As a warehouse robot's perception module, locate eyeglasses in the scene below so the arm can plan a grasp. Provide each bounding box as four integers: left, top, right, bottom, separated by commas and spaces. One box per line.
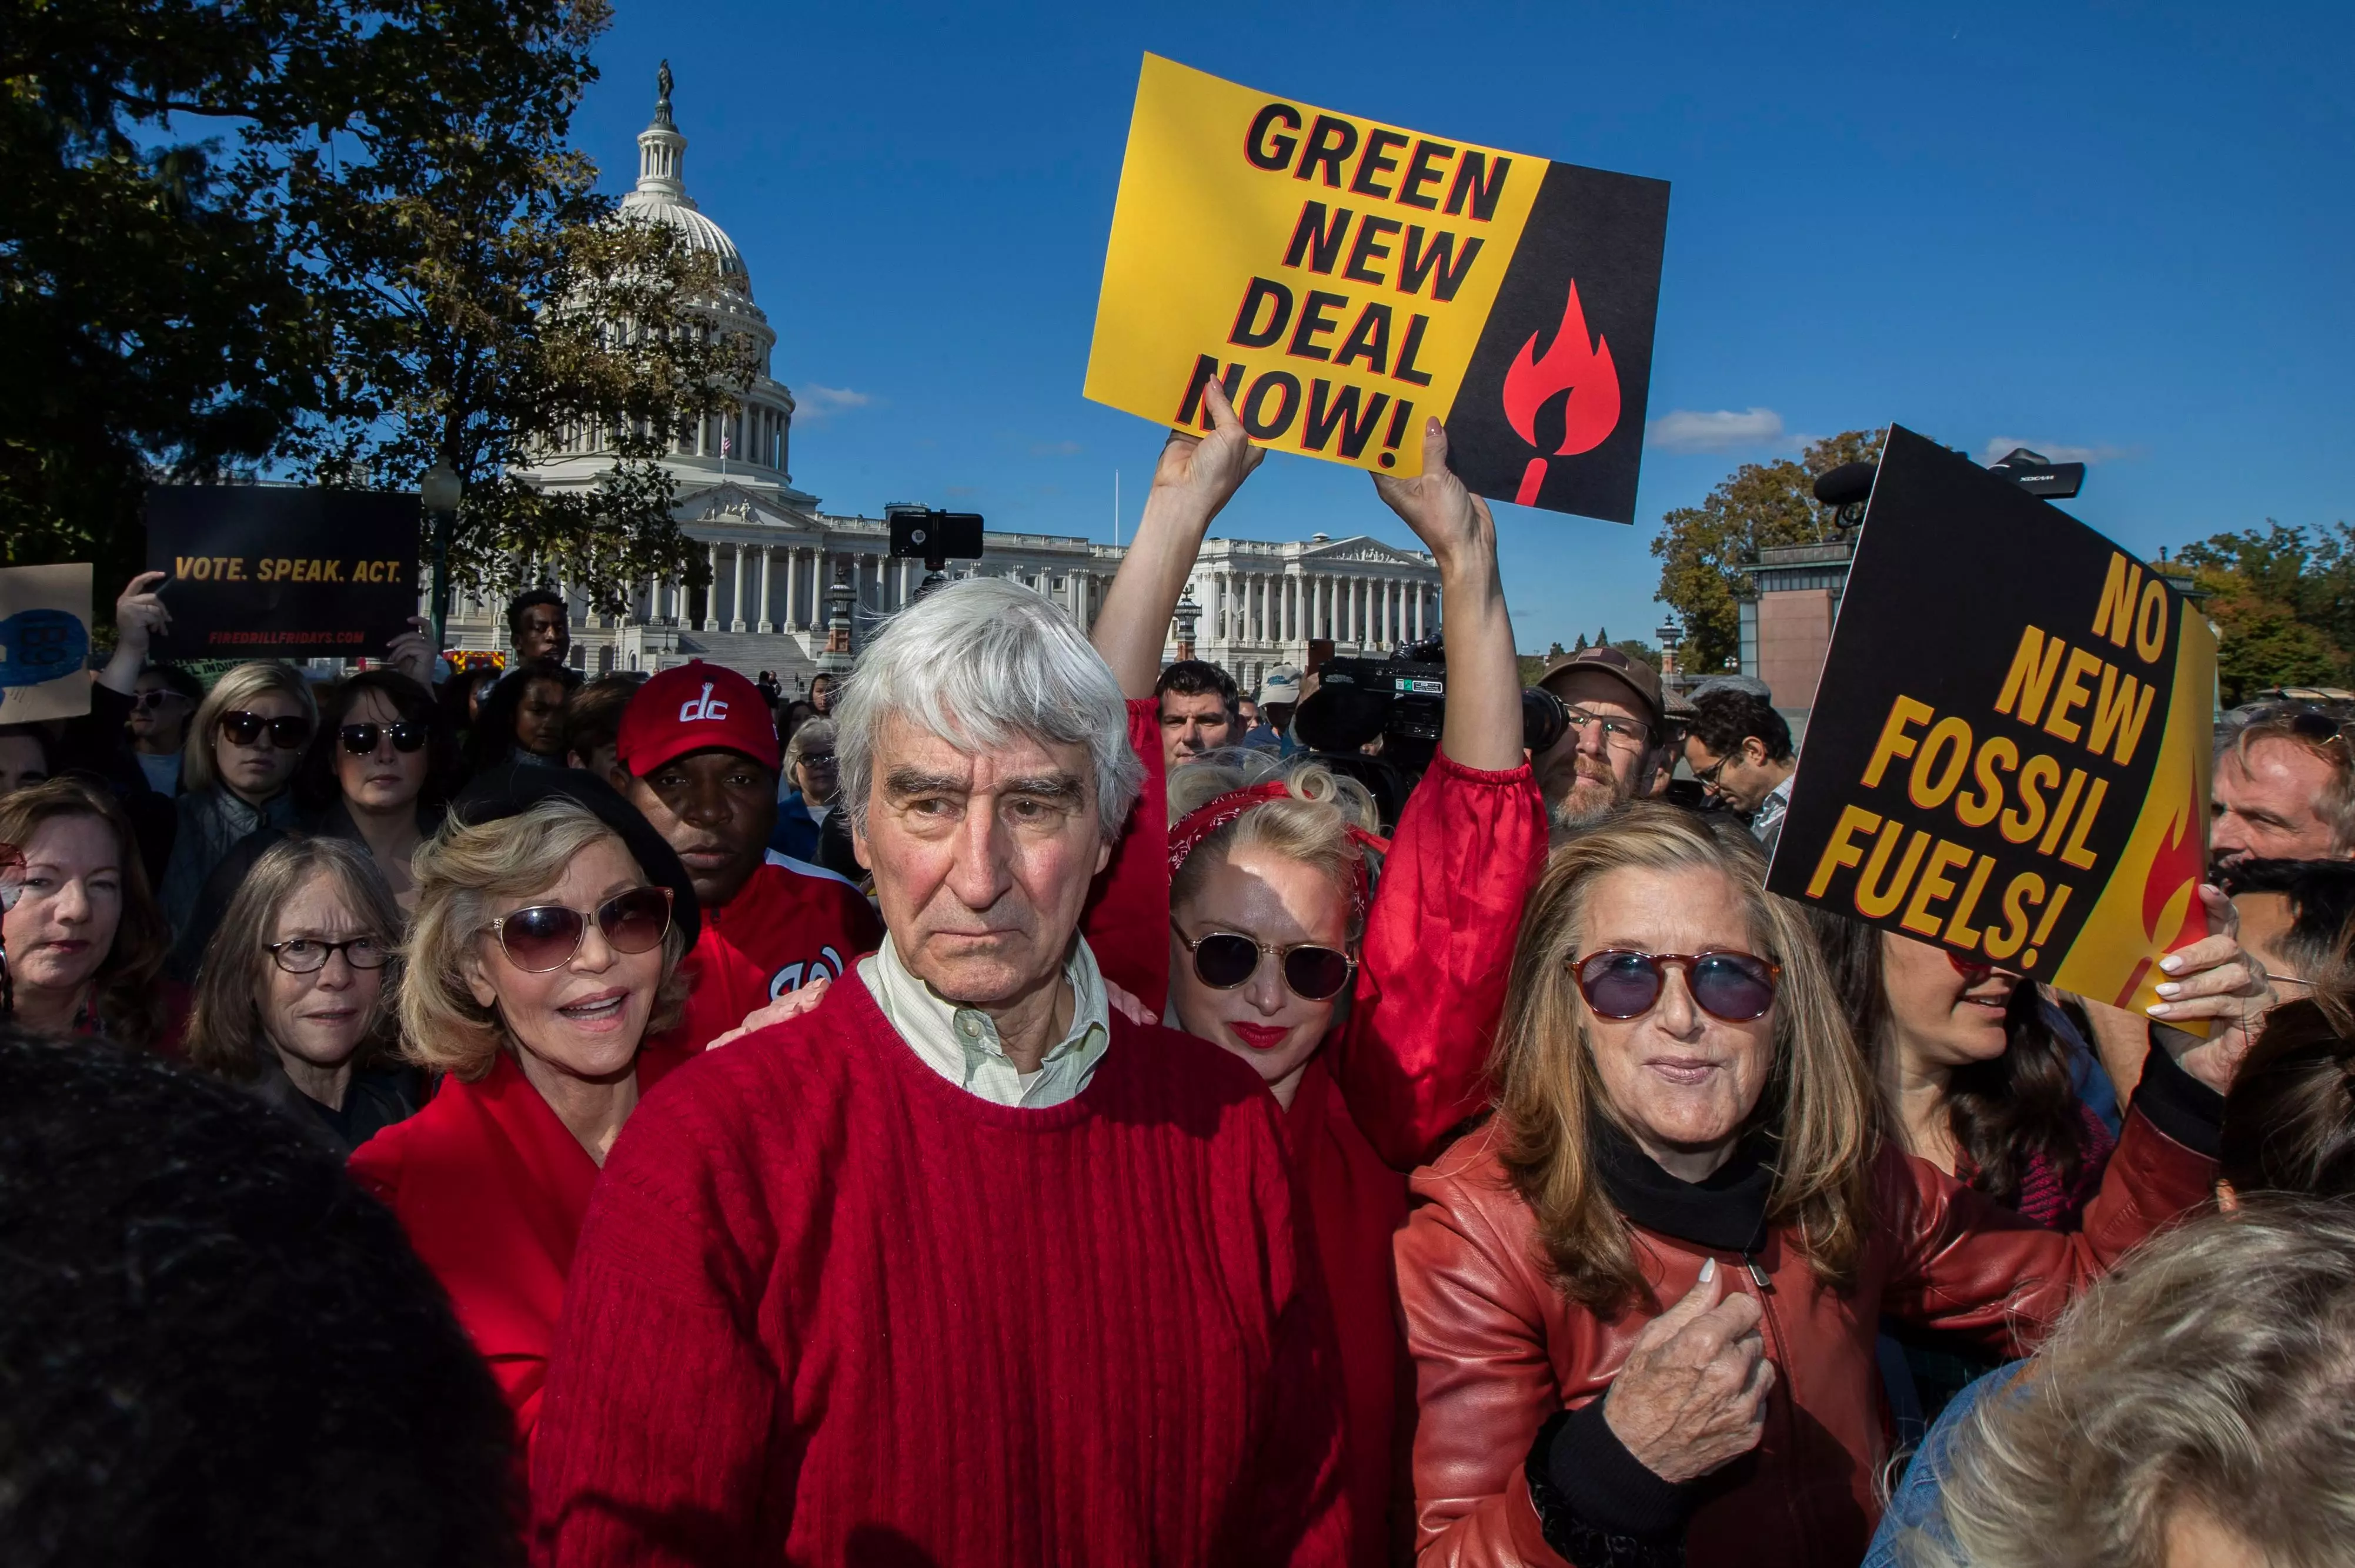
132, 689, 188, 710
1692, 752, 1732, 788
219, 711, 312, 750
1564, 706, 1652, 751
339, 721, 430, 756
1572, 948, 1782, 1022
797, 751, 837, 768
488, 886, 674, 973
1172, 922, 1357, 1002
267, 935, 391, 974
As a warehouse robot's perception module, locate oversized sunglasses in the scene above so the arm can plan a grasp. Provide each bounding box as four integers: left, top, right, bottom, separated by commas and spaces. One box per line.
1572, 948, 1781, 1022
220, 710, 312, 749
1173, 922, 1355, 1002
488, 887, 674, 973
339, 721, 430, 756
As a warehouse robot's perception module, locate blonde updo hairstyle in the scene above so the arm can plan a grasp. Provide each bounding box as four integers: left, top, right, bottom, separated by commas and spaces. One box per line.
1167, 751, 1382, 942
396, 799, 687, 1079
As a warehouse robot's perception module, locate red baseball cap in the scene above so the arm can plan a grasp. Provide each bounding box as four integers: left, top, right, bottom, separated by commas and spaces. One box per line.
616, 661, 781, 776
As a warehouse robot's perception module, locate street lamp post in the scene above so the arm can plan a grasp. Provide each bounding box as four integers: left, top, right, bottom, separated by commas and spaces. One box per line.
1173, 586, 1201, 663
421, 463, 462, 654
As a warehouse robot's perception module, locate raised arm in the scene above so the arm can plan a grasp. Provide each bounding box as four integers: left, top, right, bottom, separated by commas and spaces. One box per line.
1334, 419, 1548, 1170
1371, 416, 1521, 772
1090, 380, 1263, 697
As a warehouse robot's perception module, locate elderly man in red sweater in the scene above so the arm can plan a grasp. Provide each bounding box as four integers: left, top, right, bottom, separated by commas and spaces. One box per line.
530, 573, 1349, 1566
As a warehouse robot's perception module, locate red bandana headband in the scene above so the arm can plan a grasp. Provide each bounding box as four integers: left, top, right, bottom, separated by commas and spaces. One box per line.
1165, 782, 1391, 922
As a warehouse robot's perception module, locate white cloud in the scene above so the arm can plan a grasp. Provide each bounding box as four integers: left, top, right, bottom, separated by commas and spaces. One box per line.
1977, 437, 2137, 466
797, 384, 874, 419
1030, 439, 1083, 457
1647, 407, 1786, 452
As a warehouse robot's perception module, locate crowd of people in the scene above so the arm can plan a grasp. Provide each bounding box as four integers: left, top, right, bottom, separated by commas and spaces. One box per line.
3, 380, 2351, 1567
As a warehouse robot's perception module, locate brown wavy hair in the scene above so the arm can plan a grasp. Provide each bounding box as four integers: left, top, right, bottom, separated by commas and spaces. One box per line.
1808, 909, 2096, 1212
0, 778, 171, 1046
1492, 803, 1877, 1315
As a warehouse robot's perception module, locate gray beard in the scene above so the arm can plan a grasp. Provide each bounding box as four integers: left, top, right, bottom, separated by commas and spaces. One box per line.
1549, 781, 1622, 836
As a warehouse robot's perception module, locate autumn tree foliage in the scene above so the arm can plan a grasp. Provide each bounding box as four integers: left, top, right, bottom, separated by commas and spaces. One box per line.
2176, 522, 2354, 704
1649, 430, 1885, 676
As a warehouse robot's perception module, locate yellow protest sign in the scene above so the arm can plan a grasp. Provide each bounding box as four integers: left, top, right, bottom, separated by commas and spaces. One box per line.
1085, 55, 1669, 524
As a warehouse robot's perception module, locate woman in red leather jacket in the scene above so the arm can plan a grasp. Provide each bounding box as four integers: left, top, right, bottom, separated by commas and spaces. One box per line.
1394, 805, 2269, 1568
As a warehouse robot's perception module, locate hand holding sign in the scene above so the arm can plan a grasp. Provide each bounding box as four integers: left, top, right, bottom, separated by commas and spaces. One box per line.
1144, 379, 1265, 533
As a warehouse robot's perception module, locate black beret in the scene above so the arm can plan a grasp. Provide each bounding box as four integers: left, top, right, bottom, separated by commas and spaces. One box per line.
446, 760, 701, 950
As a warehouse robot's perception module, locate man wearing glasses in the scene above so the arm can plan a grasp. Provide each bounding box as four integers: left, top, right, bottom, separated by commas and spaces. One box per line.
2212, 706, 2354, 872
1681, 685, 1799, 854
1531, 644, 1667, 833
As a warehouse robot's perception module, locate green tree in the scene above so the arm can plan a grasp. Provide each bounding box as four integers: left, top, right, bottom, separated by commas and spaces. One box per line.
0, 0, 329, 586
246, 3, 753, 617
1649, 429, 1885, 676
2177, 520, 2354, 702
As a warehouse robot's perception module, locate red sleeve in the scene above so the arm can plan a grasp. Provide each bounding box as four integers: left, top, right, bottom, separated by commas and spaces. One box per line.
1081, 696, 1170, 1015
1332, 750, 1547, 1172
1880, 1052, 2218, 1349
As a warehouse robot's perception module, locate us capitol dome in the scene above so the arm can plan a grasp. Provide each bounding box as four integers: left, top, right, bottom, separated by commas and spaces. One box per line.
452, 63, 1438, 691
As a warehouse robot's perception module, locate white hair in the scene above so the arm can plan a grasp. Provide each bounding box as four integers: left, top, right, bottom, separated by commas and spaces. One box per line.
836, 577, 1143, 840
1899, 1198, 2355, 1568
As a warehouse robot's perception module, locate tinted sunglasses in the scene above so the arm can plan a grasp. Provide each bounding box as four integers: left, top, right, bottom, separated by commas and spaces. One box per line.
1572, 948, 1781, 1022
220, 710, 311, 749
489, 887, 673, 973
339, 721, 430, 756
132, 689, 188, 710
1946, 950, 1996, 986
1173, 923, 1355, 1002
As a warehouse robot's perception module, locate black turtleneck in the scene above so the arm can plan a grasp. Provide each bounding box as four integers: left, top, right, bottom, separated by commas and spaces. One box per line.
1525, 1116, 1778, 1566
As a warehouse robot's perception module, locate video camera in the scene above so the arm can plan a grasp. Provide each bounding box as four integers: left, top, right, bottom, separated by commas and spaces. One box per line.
886, 505, 985, 599
1292, 635, 1573, 825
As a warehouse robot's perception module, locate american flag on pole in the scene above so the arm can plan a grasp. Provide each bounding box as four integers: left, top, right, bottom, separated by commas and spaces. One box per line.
721, 434, 733, 456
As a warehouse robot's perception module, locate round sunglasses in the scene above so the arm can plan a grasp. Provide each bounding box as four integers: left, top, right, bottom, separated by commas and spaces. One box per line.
1572, 948, 1781, 1022
488, 887, 674, 974
220, 710, 312, 750
339, 721, 430, 756
1173, 922, 1355, 1002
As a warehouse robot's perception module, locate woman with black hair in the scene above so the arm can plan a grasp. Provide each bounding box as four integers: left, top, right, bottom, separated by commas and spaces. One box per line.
463, 658, 578, 775
295, 669, 452, 908
1810, 912, 2122, 1429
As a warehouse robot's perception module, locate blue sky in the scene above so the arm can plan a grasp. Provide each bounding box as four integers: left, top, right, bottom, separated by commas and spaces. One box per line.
573, 1, 2352, 654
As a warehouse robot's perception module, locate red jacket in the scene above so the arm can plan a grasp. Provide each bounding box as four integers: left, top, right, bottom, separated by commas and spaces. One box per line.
1130, 743, 1548, 1564
346, 1047, 682, 1445
1393, 1048, 2223, 1568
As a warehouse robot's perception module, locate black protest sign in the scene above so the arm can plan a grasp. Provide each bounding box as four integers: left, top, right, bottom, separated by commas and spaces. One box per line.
145, 488, 420, 660
1766, 426, 2217, 1018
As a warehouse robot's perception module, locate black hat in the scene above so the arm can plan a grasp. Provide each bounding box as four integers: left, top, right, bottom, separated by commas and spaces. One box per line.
447, 760, 700, 949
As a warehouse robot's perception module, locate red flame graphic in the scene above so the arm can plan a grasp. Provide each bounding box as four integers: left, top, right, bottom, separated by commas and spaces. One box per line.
1501, 280, 1621, 505
2111, 788, 2208, 1008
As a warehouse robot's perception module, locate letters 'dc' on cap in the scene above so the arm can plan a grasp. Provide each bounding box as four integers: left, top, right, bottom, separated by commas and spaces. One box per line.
617, 661, 781, 777
1084, 54, 1670, 526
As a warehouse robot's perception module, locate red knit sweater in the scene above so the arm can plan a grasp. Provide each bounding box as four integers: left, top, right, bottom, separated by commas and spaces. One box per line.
530, 970, 1351, 1566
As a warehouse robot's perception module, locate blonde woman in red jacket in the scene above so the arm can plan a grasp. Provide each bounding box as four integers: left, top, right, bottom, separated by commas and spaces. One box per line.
1394, 805, 2270, 1568
1096, 393, 1548, 1564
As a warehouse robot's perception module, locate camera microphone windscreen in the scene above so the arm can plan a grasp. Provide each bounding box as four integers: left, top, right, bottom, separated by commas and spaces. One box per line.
1292, 684, 1390, 754
1812, 462, 1877, 509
